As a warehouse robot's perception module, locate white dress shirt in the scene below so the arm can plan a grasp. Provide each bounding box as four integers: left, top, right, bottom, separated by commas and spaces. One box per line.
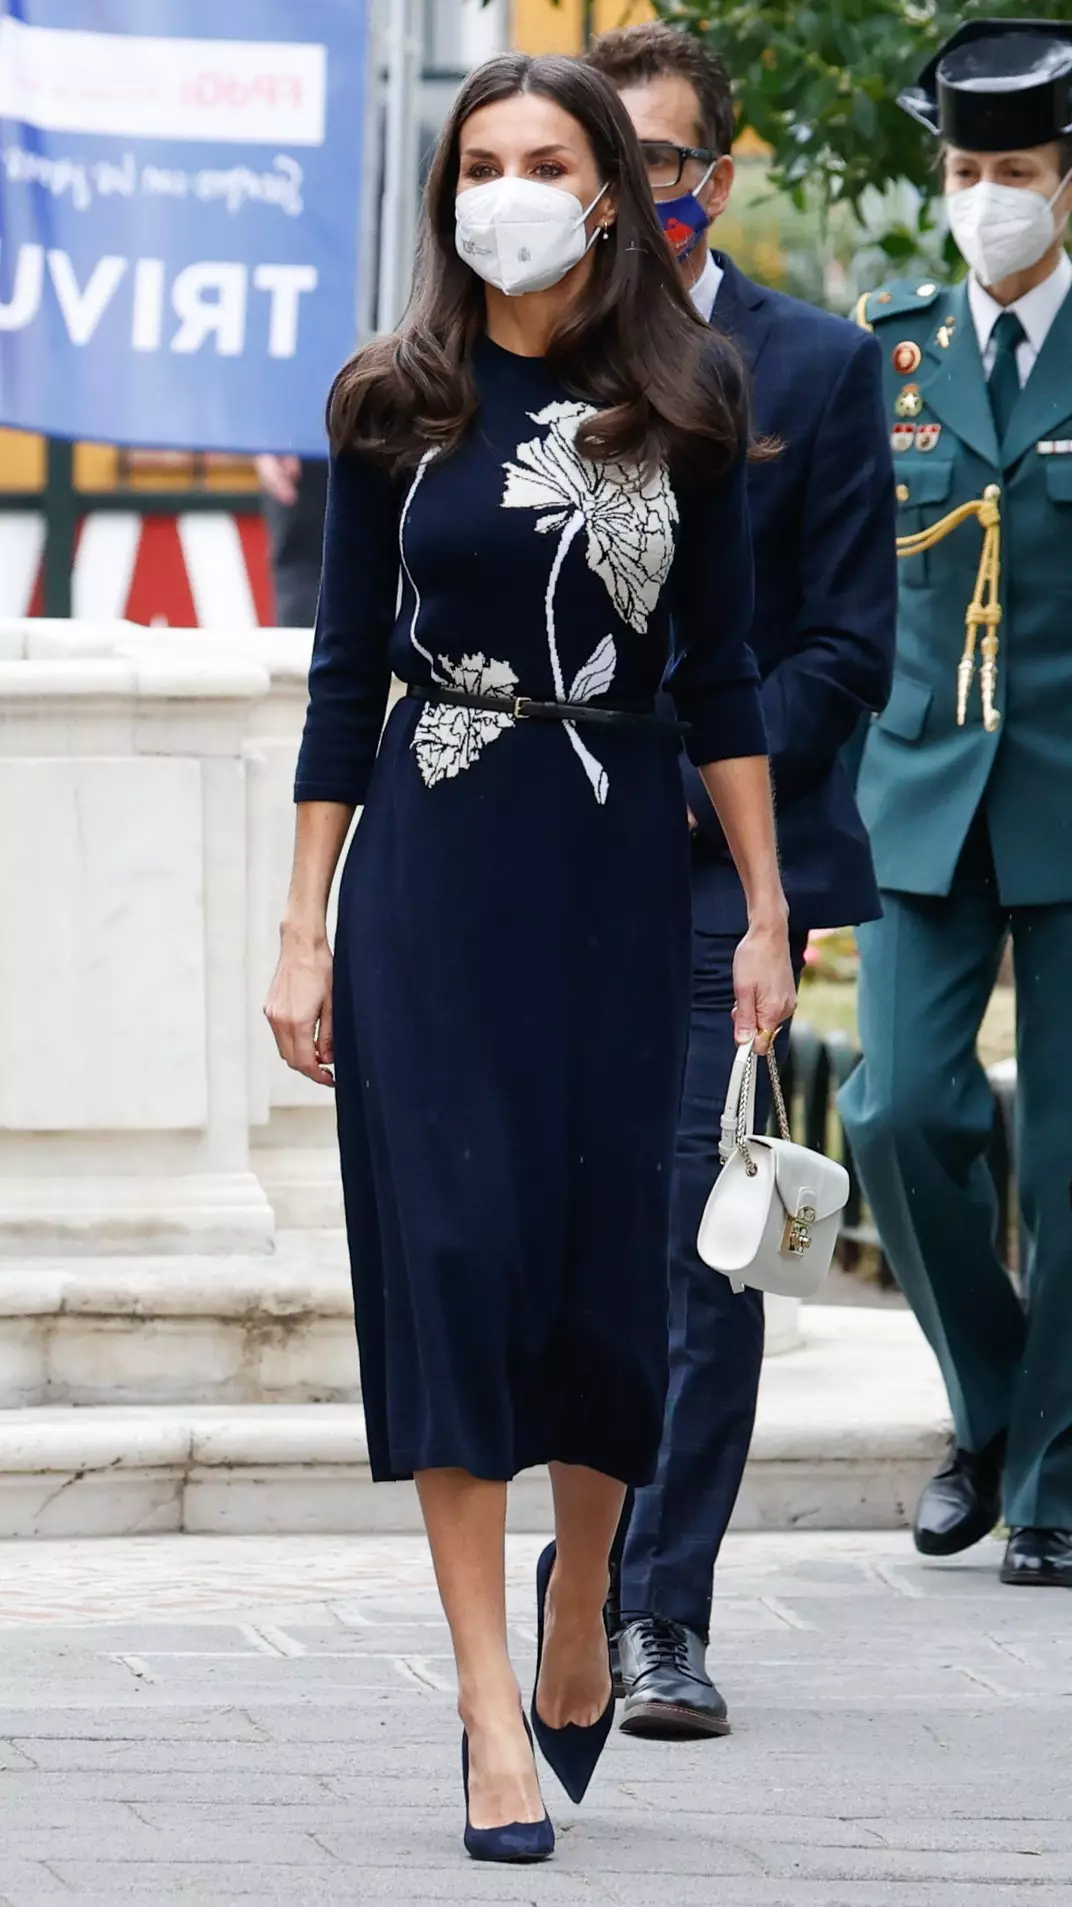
968, 249, 1072, 386
689, 246, 724, 322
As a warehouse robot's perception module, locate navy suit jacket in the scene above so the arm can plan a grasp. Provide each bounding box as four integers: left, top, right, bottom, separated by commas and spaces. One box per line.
683, 252, 896, 934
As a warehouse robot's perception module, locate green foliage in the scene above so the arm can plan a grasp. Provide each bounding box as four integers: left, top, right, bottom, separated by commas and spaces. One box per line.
651, 0, 1072, 229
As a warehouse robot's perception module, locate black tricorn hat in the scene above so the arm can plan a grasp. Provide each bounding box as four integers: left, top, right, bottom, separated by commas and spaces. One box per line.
899, 19, 1072, 152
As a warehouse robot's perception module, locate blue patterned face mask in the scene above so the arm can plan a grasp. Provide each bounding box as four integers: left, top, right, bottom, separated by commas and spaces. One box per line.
655, 163, 717, 262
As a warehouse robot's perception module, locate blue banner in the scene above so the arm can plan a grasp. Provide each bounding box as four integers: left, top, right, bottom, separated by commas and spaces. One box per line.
0, 0, 370, 454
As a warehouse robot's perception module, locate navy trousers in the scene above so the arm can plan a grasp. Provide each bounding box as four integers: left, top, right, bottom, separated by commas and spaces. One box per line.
616, 927, 806, 1643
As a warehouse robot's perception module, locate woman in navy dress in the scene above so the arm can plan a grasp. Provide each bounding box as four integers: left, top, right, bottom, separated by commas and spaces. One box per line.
267, 54, 795, 1861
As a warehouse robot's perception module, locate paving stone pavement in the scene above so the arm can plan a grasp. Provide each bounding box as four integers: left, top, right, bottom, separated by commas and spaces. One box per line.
0, 1530, 1069, 1906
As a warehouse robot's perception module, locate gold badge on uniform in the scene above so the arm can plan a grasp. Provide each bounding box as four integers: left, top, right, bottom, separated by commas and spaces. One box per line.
915, 423, 942, 452
936, 317, 957, 349
891, 424, 916, 453
893, 340, 923, 374
895, 383, 923, 420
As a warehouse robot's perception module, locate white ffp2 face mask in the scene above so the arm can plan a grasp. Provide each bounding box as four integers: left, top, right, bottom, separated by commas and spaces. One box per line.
455, 177, 608, 296
947, 170, 1072, 286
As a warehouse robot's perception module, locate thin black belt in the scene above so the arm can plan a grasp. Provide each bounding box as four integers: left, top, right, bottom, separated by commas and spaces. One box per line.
406, 682, 688, 737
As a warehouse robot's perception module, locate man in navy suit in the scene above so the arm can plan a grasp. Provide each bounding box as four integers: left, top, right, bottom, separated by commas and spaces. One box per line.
588, 23, 897, 1738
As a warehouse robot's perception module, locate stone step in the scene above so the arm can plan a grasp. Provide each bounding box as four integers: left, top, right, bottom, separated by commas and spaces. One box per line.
251, 1144, 344, 1232
0, 1233, 358, 1408
0, 1308, 949, 1538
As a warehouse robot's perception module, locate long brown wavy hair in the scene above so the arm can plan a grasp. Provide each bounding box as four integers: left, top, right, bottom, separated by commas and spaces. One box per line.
329, 53, 753, 484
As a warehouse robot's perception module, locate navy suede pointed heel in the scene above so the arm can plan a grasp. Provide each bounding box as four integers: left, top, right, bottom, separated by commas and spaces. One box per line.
461, 1722, 554, 1863
530, 1540, 615, 1805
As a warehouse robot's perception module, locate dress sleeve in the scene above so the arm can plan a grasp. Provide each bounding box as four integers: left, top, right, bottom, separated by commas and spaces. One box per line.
293, 449, 401, 806
663, 455, 766, 768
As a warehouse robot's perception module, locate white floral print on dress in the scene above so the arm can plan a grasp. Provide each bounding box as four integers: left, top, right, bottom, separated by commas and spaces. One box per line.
412, 653, 519, 787
501, 401, 678, 804
402, 451, 521, 790
407, 404, 678, 801
503, 401, 679, 632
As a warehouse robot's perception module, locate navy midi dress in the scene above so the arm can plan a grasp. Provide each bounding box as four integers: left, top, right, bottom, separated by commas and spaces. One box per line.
294, 336, 764, 1486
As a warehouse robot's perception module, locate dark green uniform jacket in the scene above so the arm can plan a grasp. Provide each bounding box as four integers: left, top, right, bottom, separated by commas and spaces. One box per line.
855, 272, 1072, 904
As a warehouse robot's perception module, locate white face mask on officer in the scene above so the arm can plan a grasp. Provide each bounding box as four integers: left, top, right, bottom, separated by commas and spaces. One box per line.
455, 177, 608, 297
947, 168, 1072, 285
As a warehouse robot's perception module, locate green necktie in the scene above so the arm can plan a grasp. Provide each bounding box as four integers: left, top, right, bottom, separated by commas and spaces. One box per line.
987, 309, 1026, 442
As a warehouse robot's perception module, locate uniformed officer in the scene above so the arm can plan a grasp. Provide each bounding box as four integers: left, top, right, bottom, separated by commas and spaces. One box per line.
841, 20, 1072, 1589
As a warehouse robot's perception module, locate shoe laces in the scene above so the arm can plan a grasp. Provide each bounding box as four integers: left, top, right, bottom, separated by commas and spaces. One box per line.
632, 1616, 691, 1675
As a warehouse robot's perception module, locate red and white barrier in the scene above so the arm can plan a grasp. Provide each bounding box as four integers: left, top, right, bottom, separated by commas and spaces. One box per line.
0, 510, 275, 626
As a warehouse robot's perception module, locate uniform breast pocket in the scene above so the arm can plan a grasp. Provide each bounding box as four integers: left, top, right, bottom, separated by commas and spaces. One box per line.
895, 460, 955, 588
1044, 460, 1072, 504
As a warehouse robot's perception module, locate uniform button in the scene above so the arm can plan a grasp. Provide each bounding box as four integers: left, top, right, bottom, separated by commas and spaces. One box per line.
896, 483, 910, 502
917, 282, 937, 296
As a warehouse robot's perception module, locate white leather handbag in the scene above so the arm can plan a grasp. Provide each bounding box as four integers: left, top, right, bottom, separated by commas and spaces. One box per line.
697, 1036, 850, 1298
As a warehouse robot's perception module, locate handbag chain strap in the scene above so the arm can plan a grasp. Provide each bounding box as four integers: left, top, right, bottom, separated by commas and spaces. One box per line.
735, 1045, 792, 1177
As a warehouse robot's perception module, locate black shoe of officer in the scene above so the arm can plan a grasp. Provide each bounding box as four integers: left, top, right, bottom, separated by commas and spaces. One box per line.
913, 1431, 1005, 1557
1000, 1528, 1072, 1587
617, 1617, 730, 1739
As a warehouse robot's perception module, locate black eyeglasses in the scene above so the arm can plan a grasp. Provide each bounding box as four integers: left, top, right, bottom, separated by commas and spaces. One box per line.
638, 140, 719, 190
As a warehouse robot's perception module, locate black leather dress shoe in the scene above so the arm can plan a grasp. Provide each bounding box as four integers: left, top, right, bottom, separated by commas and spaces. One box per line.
617, 1617, 730, 1739
1000, 1528, 1072, 1587
913, 1432, 1005, 1557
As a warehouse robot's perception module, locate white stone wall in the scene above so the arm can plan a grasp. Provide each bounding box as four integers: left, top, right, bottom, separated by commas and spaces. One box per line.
0, 620, 275, 1255
115, 624, 348, 1229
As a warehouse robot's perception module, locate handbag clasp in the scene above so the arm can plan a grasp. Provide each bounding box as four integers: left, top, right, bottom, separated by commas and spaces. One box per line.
781, 1204, 816, 1257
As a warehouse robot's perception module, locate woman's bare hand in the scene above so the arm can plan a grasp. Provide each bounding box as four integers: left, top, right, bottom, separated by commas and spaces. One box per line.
264, 931, 335, 1087
732, 912, 797, 1056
